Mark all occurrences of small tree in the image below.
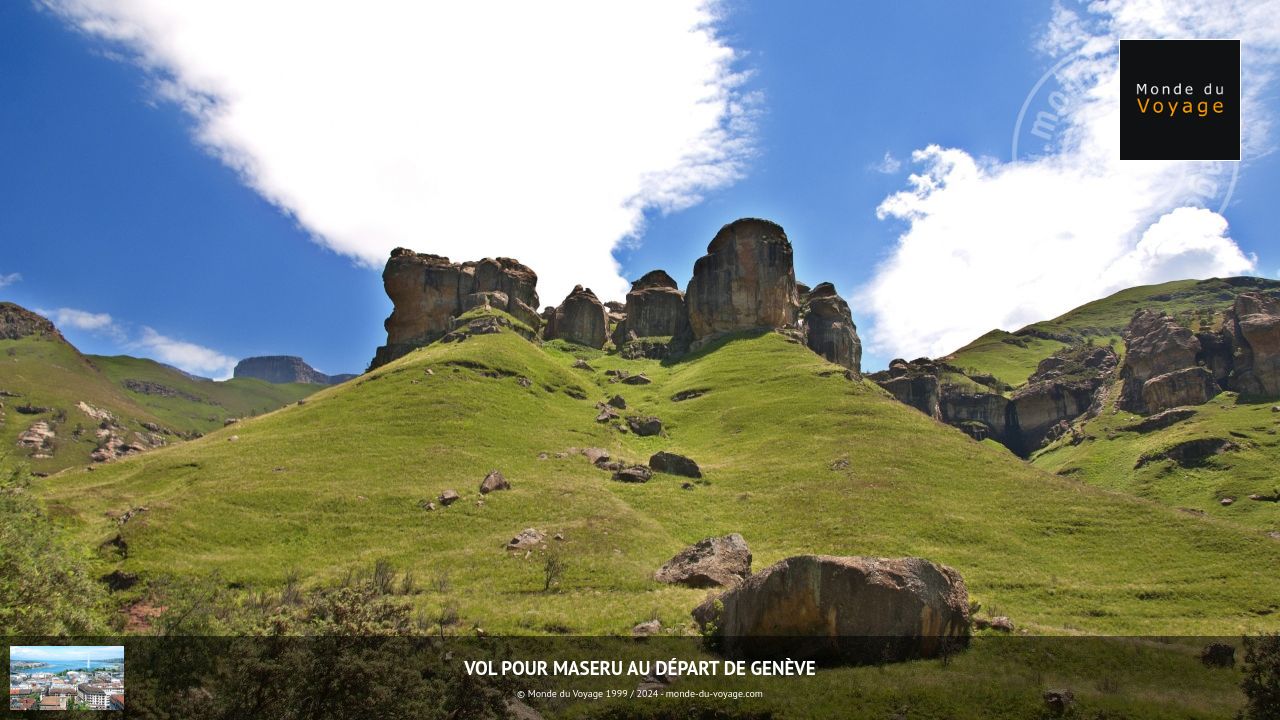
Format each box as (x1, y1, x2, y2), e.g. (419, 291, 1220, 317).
(543, 549, 566, 592)
(1242, 633, 1280, 720)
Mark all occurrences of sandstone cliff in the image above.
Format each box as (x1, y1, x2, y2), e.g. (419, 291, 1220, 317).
(371, 250, 541, 368)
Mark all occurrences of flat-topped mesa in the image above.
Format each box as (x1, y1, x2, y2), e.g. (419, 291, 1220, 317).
(686, 218, 801, 341)
(610, 269, 691, 356)
(371, 248, 541, 369)
(544, 285, 609, 349)
(799, 282, 862, 374)
(234, 356, 337, 385)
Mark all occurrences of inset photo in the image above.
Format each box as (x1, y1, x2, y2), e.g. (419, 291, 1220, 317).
(9, 646, 124, 711)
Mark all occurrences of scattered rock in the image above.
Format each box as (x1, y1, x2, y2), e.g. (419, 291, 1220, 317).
(681, 482, 695, 490)
(627, 416, 663, 436)
(224, 418, 240, 426)
(439, 489, 461, 506)
(1200, 642, 1235, 667)
(479, 470, 510, 494)
(581, 448, 611, 466)
(631, 619, 662, 637)
(693, 555, 970, 664)
(621, 373, 652, 386)
(16, 421, 55, 450)
(671, 389, 707, 402)
(595, 406, 619, 422)
(572, 359, 594, 371)
(517, 376, 532, 388)
(16, 404, 50, 415)
(612, 465, 653, 483)
(536, 452, 548, 460)
(975, 616, 1014, 632)
(421, 501, 437, 512)
(607, 395, 627, 409)
(655, 534, 751, 588)
(1042, 689, 1075, 717)
(648, 451, 701, 478)
(506, 528, 545, 551)
(1221, 497, 1235, 506)
(75, 401, 115, 423)
(227, 435, 240, 443)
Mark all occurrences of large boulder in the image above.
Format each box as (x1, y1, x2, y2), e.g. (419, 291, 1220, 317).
(544, 285, 609, 349)
(1229, 293, 1280, 397)
(655, 534, 751, 588)
(799, 283, 862, 373)
(1141, 366, 1219, 414)
(649, 451, 702, 478)
(693, 556, 970, 665)
(372, 249, 541, 368)
(685, 218, 800, 340)
(1118, 310, 1210, 413)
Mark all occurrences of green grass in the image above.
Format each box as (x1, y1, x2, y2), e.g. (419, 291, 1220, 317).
(0, 334, 316, 474)
(945, 277, 1280, 389)
(1034, 386, 1280, 535)
(34, 318, 1280, 638)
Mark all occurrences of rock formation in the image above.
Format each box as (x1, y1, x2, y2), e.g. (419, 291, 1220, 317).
(1009, 345, 1117, 450)
(799, 282, 862, 373)
(655, 534, 751, 588)
(686, 218, 800, 341)
(871, 359, 942, 419)
(372, 249, 541, 368)
(1118, 310, 1218, 414)
(543, 285, 609, 348)
(1228, 293, 1280, 397)
(692, 555, 969, 665)
(234, 356, 345, 385)
(1, 303, 61, 340)
(611, 270, 691, 358)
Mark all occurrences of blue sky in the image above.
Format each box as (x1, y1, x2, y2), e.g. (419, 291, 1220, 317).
(3, 1, 1278, 376)
(10, 645, 123, 662)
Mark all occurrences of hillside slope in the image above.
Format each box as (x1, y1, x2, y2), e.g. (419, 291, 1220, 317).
(946, 277, 1280, 389)
(0, 302, 318, 474)
(37, 315, 1280, 637)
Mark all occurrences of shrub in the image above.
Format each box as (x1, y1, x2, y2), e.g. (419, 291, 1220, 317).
(1242, 633, 1280, 720)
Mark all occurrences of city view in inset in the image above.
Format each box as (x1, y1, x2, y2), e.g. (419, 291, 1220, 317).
(9, 646, 124, 711)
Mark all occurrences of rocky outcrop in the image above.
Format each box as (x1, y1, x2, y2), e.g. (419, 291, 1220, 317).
(693, 555, 969, 665)
(1009, 345, 1117, 451)
(870, 359, 942, 419)
(543, 285, 608, 349)
(611, 270, 691, 358)
(655, 534, 751, 588)
(372, 250, 540, 368)
(649, 451, 701, 478)
(942, 392, 1015, 446)
(1229, 293, 1280, 397)
(1119, 310, 1217, 414)
(799, 283, 861, 373)
(2, 303, 63, 340)
(686, 218, 800, 341)
(233, 356, 344, 385)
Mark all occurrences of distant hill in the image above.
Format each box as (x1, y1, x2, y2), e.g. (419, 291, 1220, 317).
(233, 355, 354, 385)
(871, 278, 1280, 531)
(0, 302, 320, 474)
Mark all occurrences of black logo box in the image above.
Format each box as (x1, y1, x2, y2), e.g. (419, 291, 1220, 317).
(1120, 39, 1240, 161)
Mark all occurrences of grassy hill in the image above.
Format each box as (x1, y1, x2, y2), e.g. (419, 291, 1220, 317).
(36, 314, 1280, 637)
(1, 314, 317, 474)
(945, 277, 1280, 390)
(931, 277, 1280, 534)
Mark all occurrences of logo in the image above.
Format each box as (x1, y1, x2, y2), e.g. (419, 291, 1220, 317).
(1120, 39, 1240, 160)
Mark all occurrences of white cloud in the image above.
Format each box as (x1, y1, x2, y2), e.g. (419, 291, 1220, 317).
(0, 272, 21, 288)
(43, 0, 756, 305)
(35, 306, 236, 378)
(859, 0, 1276, 361)
(36, 307, 123, 339)
(871, 151, 902, 174)
(132, 327, 237, 380)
